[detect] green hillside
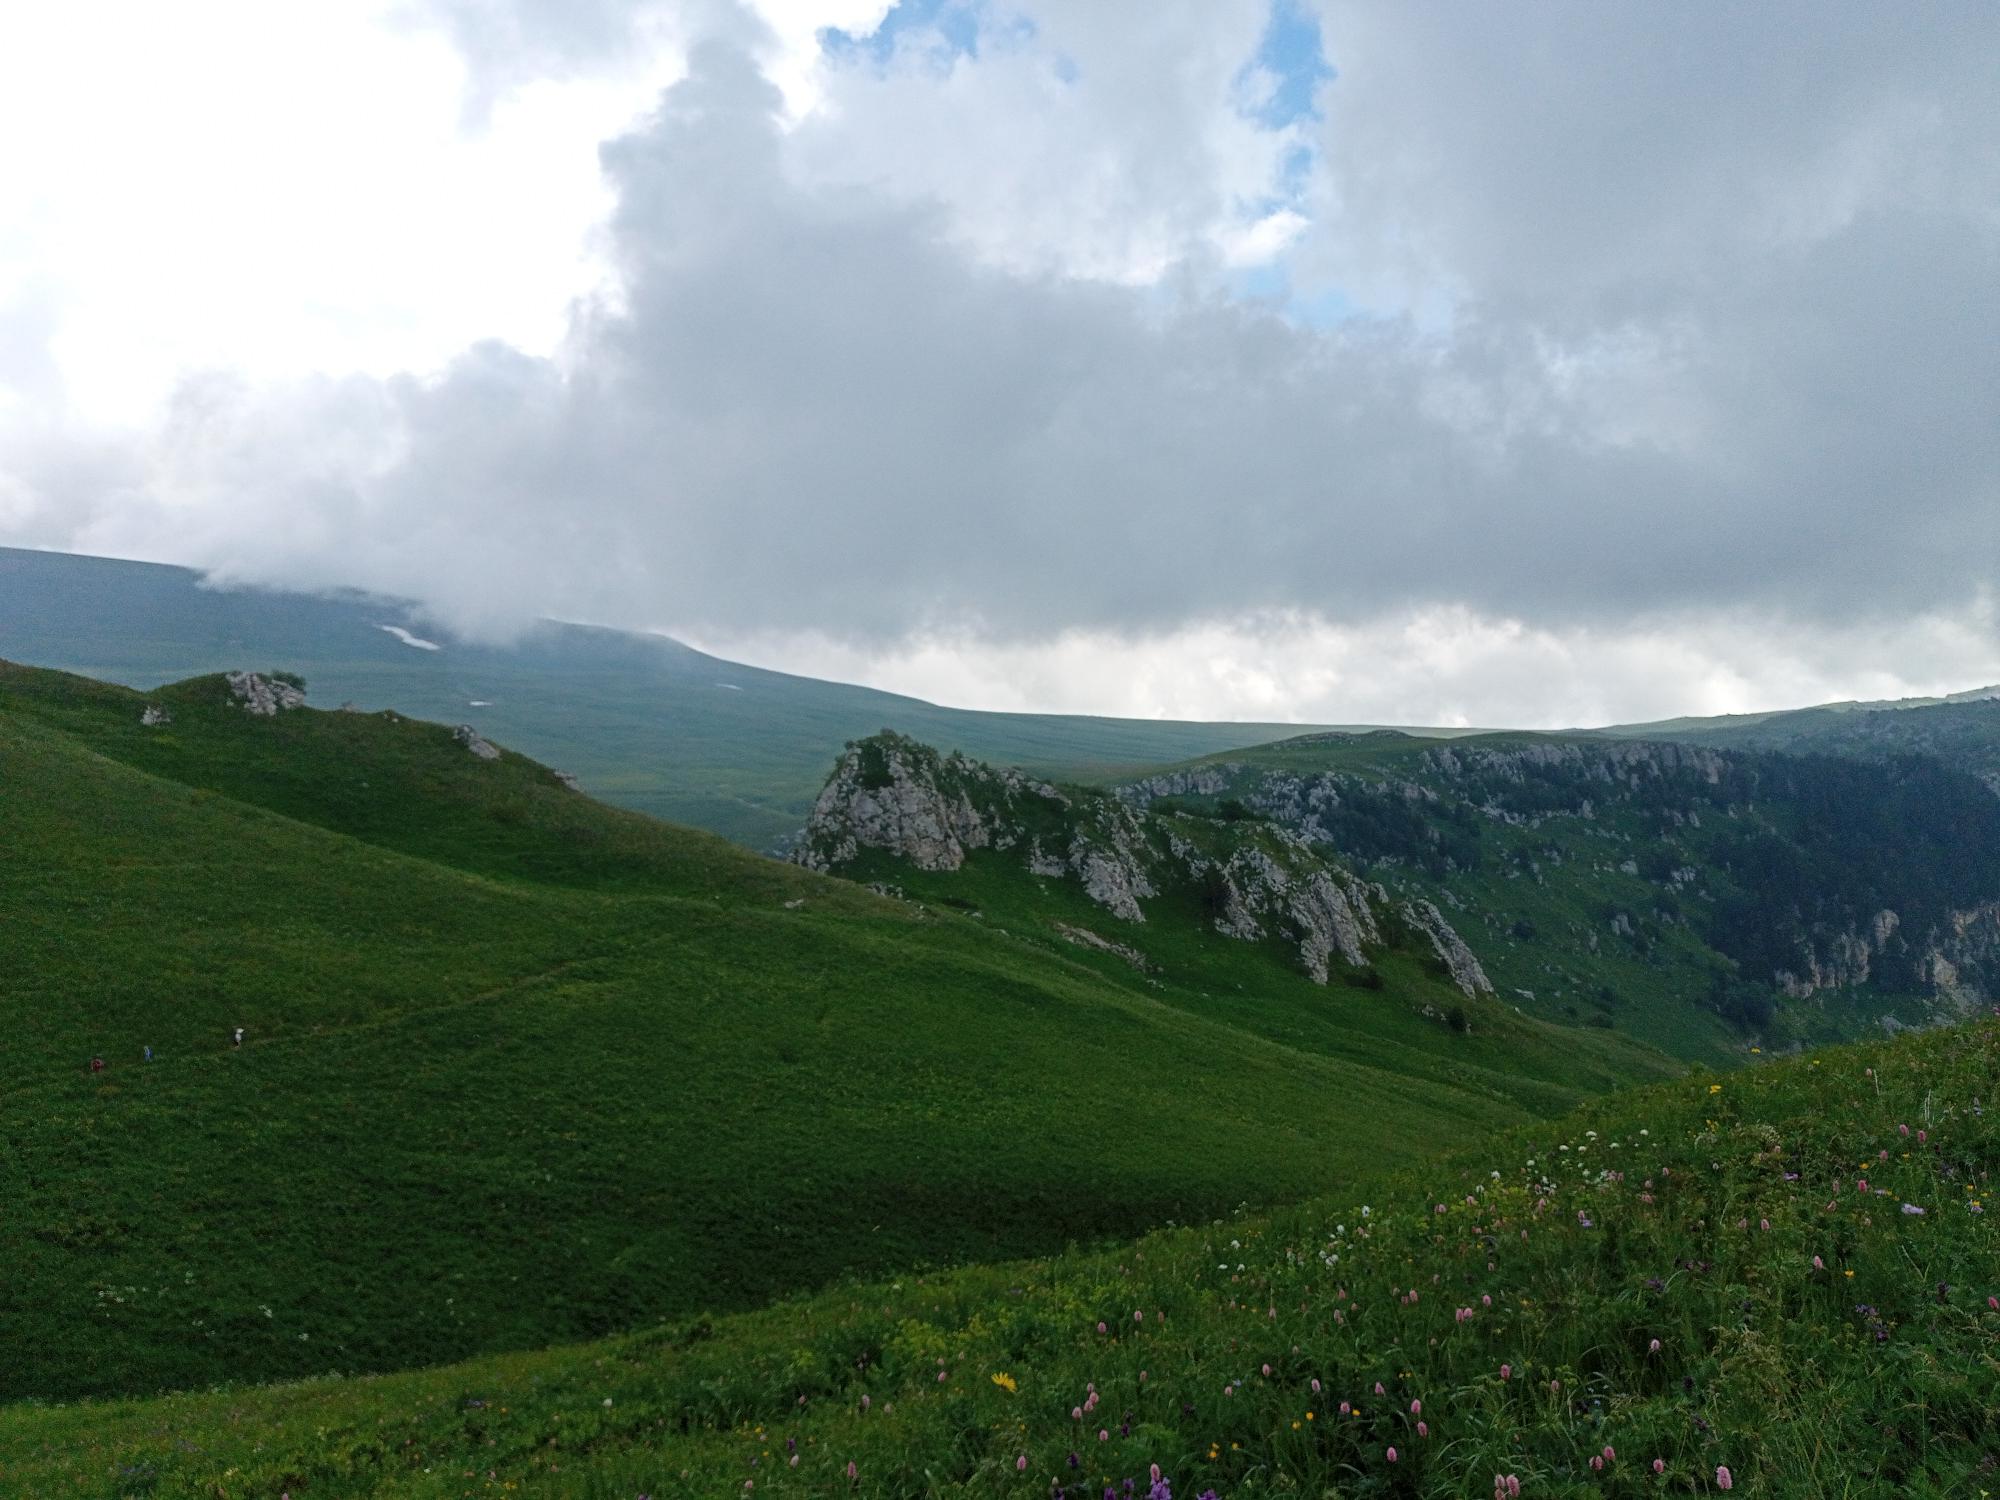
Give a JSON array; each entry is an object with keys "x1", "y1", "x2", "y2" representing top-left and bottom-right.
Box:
[
  {"x1": 792, "y1": 732, "x2": 1671, "y2": 1116},
  {"x1": 1123, "y1": 731, "x2": 2000, "y2": 1065},
  {"x1": 6, "y1": 1009, "x2": 1992, "y2": 1498},
  {"x1": 0, "y1": 662, "x2": 1647, "y2": 1403},
  {"x1": 1612, "y1": 696, "x2": 2000, "y2": 796},
  {"x1": 0, "y1": 547, "x2": 1478, "y2": 848}
]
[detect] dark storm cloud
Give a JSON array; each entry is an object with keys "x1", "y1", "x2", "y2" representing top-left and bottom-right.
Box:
[{"x1": 52, "y1": 3, "x2": 2000, "y2": 647}]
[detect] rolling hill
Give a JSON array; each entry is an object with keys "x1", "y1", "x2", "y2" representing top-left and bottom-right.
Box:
[
  {"x1": 0, "y1": 546, "x2": 1474, "y2": 848},
  {"x1": 0, "y1": 660, "x2": 1668, "y2": 1403}
]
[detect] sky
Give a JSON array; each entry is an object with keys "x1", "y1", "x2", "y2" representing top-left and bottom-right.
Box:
[{"x1": 1, "y1": 0, "x2": 1996, "y2": 727}]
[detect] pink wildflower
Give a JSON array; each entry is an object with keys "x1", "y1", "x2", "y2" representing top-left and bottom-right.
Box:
[
  {"x1": 1411, "y1": 1399, "x2": 1422, "y2": 1415},
  {"x1": 1717, "y1": 1465, "x2": 1733, "y2": 1489},
  {"x1": 1386, "y1": 1447, "x2": 1399, "y2": 1463},
  {"x1": 1653, "y1": 1458, "x2": 1665, "y2": 1474},
  {"x1": 1604, "y1": 1446, "x2": 1616, "y2": 1462},
  {"x1": 1500, "y1": 1363, "x2": 1512, "y2": 1381},
  {"x1": 1417, "y1": 1421, "x2": 1429, "y2": 1438},
  {"x1": 1017, "y1": 1456, "x2": 1028, "y2": 1472},
  {"x1": 1648, "y1": 1338, "x2": 1661, "y2": 1355},
  {"x1": 847, "y1": 1461, "x2": 858, "y2": 1481}
]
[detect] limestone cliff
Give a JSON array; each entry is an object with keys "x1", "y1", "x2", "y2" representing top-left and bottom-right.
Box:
[{"x1": 796, "y1": 732, "x2": 1492, "y2": 997}]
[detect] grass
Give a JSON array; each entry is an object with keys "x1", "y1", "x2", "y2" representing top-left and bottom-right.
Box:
[
  {"x1": 4, "y1": 1012, "x2": 1992, "y2": 1498},
  {"x1": 0, "y1": 662, "x2": 1644, "y2": 1404}
]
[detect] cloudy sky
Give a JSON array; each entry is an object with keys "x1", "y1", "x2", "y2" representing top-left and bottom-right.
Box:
[{"x1": 2, "y1": 0, "x2": 1996, "y2": 727}]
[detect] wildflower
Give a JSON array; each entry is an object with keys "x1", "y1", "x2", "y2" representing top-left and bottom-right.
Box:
[
  {"x1": 1500, "y1": 1364, "x2": 1511, "y2": 1380},
  {"x1": 847, "y1": 1461, "x2": 858, "y2": 1481},
  {"x1": 1018, "y1": 1457, "x2": 1028, "y2": 1472},
  {"x1": 1901, "y1": 1203, "x2": 1926, "y2": 1216},
  {"x1": 1648, "y1": 1338, "x2": 1661, "y2": 1355},
  {"x1": 1099, "y1": 1430, "x2": 1109, "y2": 1443},
  {"x1": 1653, "y1": 1458, "x2": 1665, "y2": 1474},
  {"x1": 1716, "y1": 1464, "x2": 1733, "y2": 1489},
  {"x1": 1339, "y1": 1401, "x2": 1351, "y2": 1416},
  {"x1": 1417, "y1": 1421, "x2": 1429, "y2": 1438},
  {"x1": 1386, "y1": 1447, "x2": 1399, "y2": 1463},
  {"x1": 1709, "y1": 1084, "x2": 1722, "y2": 1094},
  {"x1": 859, "y1": 1394, "x2": 870, "y2": 1412},
  {"x1": 1604, "y1": 1446, "x2": 1616, "y2": 1463},
  {"x1": 1311, "y1": 1378, "x2": 1321, "y2": 1394},
  {"x1": 1411, "y1": 1399, "x2": 1422, "y2": 1415},
  {"x1": 1097, "y1": 1321, "x2": 1108, "y2": 1334},
  {"x1": 1813, "y1": 1256, "x2": 1824, "y2": 1270},
  {"x1": 1591, "y1": 1456, "x2": 1604, "y2": 1471},
  {"x1": 1375, "y1": 1382, "x2": 1386, "y2": 1396},
  {"x1": 992, "y1": 1373, "x2": 1017, "y2": 1394},
  {"x1": 938, "y1": 1370, "x2": 949, "y2": 1382},
  {"x1": 1262, "y1": 1364, "x2": 1272, "y2": 1377}
]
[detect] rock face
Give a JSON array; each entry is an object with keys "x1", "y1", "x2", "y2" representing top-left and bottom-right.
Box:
[
  {"x1": 797, "y1": 732, "x2": 1492, "y2": 998},
  {"x1": 453, "y1": 725, "x2": 501, "y2": 761},
  {"x1": 140, "y1": 705, "x2": 172, "y2": 727},
  {"x1": 225, "y1": 671, "x2": 305, "y2": 716},
  {"x1": 795, "y1": 734, "x2": 1016, "y2": 872},
  {"x1": 1399, "y1": 897, "x2": 1495, "y2": 996},
  {"x1": 1781, "y1": 903, "x2": 2000, "y2": 1013}
]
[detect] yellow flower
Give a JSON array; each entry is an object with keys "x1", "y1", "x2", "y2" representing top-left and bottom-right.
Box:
[
  {"x1": 1708, "y1": 1084, "x2": 1723, "y2": 1094},
  {"x1": 1306, "y1": 1411, "x2": 1315, "y2": 1421},
  {"x1": 1844, "y1": 1269, "x2": 1855, "y2": 1278},
  {"x1": 991, "y1": 1372, "x2": 1017, "y2": 1393}
]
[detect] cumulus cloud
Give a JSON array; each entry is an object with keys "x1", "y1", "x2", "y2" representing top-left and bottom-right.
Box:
[{"x1": 3, "y1": 0, "x2": 1996, "y2": 719}]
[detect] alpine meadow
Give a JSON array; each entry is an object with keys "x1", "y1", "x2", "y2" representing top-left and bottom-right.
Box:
[{"x1": 4, "y1": 3, "x2": 1998, "y2": 1497}]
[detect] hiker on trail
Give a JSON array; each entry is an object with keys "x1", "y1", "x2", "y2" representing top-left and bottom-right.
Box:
[
  {"x1": 89, "y1": 1057, "x2": 105, "y2": 1074},
  {"x1": 232, "y1": 1026, "x2": 244, "y2": 1049}
]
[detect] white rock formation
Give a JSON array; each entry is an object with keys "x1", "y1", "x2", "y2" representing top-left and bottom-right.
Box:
[
  {"x1": 453, "y1": 724, "x2": 501, "y2": 761},
  {"x1": 225, "y1": 671, "x2": 305, "y2": 716}
]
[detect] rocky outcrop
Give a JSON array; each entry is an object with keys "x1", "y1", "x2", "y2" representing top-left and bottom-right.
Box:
[
  {"x1": 1120, "y1": 765, "x2": 1236, "y2": 803},
  {"x1": 225, "y1": 671, "x2": 305, "y2": 716},
  {"x1": 1195, "y1": 842, "x2": 1383, "y2": 980},
  {"x1": 1400, "y1": 897, "x2": 1495, "y2": 996},
  {"x1": 1068, "y1": 806, "x2": 1155, "y2": 921},
  {"x1": 140, "y1": 705, "x2": 171, "y2": 727},
  {"x1": 797, "y1": 736, "x2": 998, "y2": 872},
  {"x1": 453, "y1": 725, "x2": 500, "y2": 761},
  {"x1": 553, "y1": 770, "x2": 581, "y2": 791},
  {"x1": 798, "y1": 733, "x2": 1494, "y2": 998}
]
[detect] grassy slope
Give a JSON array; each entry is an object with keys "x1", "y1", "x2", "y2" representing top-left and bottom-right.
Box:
[
  {"x1": 1, "y1": 664, "x2": 1603, "y2": 1404},
  {"x1": 0, "y1": 547, "x2": 1483, "y2": 847},
  {"x1": 6, "y1": 1016, "x2": 1992, "y2": 1499}
]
